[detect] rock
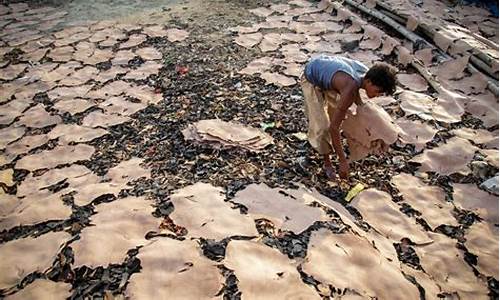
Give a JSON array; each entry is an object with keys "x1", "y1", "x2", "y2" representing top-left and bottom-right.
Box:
[
  {"x1": 470, "y1": 161, "x2": 490, "y2": 180},
  {"x1": 292, "y1": 243, "x2": 303, "y2": 254},
  {"x1": 342, "y1": 40, "x2": 359, "y2": 52},
  {"x1": 392, "y1": 155, "x2": 405, "y2": 166},
  {"x1": 480, "y1": 175, "x2": 499, "y2": 196},
  {"x1": 414, "y1": 171, "x2": 428, "y2": 180}
]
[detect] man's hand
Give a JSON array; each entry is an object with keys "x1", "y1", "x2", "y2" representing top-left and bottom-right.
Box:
[
  {"x1": 329, "y1": 73, "x2": 357, "y2": 181},
  {"x1": 339, "y1": 160, "x2": 349, "y2": 179}
]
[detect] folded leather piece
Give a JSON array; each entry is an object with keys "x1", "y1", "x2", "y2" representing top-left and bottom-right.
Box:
[{"x1": 342, "y1": 102, "x2": 400, "y2": 161}]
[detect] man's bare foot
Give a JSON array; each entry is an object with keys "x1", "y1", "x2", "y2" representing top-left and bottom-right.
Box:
[
  {"x1": 323, "y1": 154, "x2": 336, "y2": 180},
  {"x1": 325, "y1": 165, "x2": 336, "y2": 179}
]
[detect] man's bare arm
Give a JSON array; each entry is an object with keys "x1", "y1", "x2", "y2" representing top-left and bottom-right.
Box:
[
  {"x1": 330, "y1": 73, "x2": 357, "y2": 178},
  {"x1": 329, "y1": 87, "x2": 355, "y2": 161}
]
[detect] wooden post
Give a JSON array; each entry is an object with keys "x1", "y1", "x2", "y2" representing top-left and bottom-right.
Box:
[
  {"x1": 342, "y1": 0, "x2": 499, "y2": 96},
  {"x1": 372, "y1": 0, "x2": 498, "y2": 74}
]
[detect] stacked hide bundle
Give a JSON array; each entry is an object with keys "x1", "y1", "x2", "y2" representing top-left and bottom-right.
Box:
[{"x1": 182, "y1": 119, "x2": 273, "y2": 152}]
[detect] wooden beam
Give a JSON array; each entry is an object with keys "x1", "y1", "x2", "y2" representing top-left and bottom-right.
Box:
[{"x1": 342, "y1": 0, "x2": 499, "y2": 96}]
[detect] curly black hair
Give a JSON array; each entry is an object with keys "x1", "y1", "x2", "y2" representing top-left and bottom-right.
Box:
[{"x1": 364, "y1": 63, "x2": 398, "y2": 95}]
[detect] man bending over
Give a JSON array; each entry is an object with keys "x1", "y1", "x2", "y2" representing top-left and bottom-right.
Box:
[{"x1": 301, "y1": 55, "x2": 397, "y2": 179}]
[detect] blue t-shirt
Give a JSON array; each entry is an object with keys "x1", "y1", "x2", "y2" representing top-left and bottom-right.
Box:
[{"x1": 304, "y1": 55, "x2": 368, "y2": 90}]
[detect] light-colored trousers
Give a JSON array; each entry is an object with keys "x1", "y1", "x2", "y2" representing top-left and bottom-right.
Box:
[{"x1": 300, "y1": 74, "x2": 339, "y2": 155}]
